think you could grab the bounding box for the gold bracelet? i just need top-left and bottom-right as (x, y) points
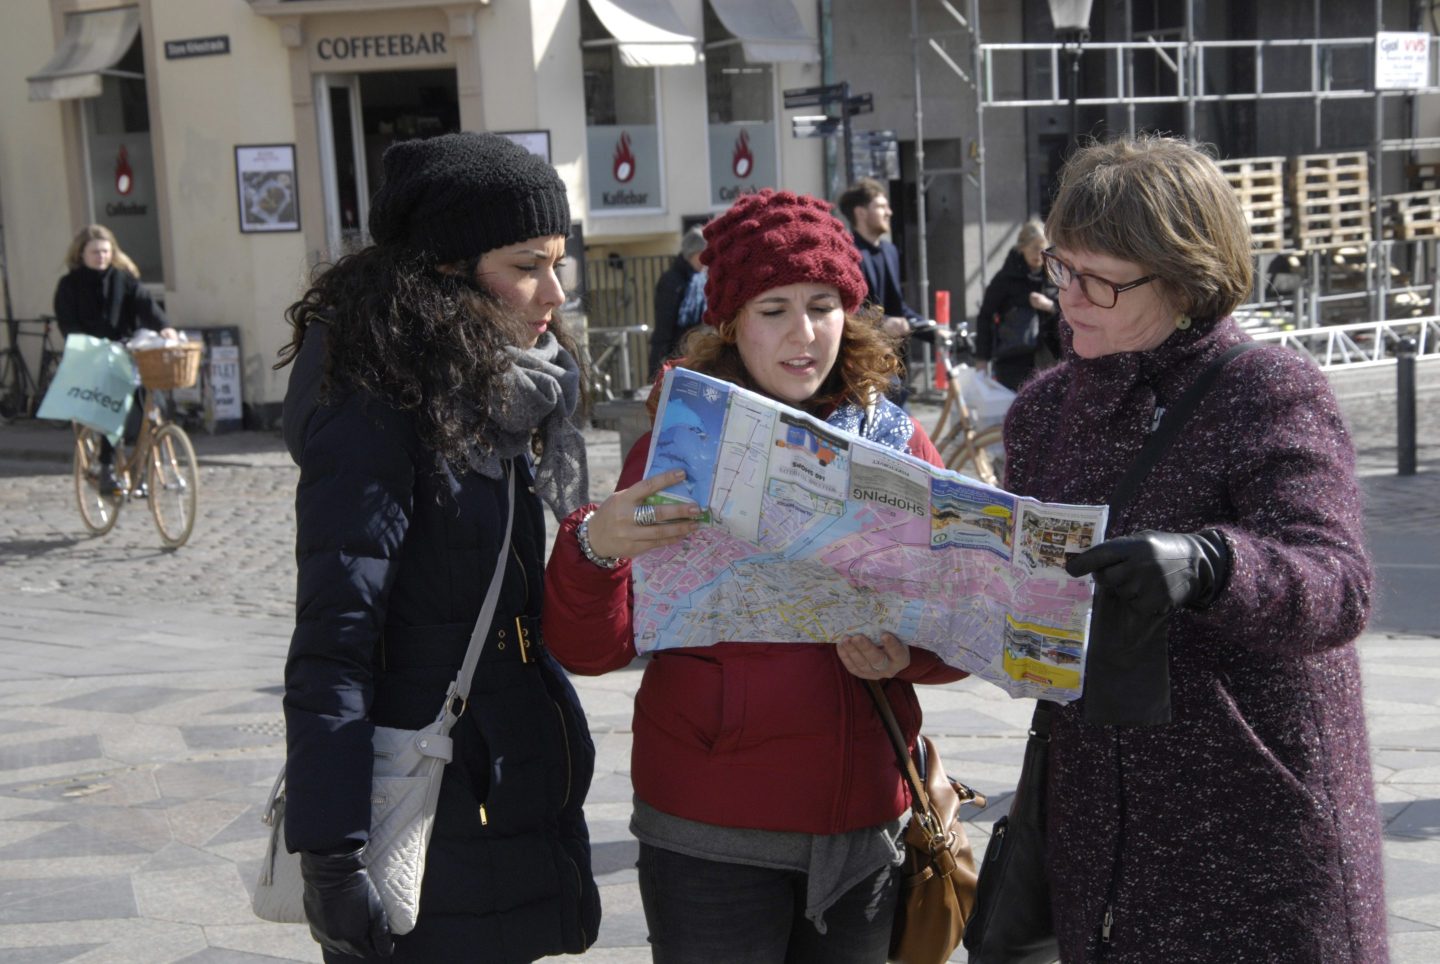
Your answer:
(577, 509), (624, 570)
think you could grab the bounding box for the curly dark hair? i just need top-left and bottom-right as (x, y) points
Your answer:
(646, 304), (900, 420)
(275, 245), (586, 467)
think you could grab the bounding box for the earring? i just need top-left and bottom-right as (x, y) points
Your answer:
(1175, 314), (1192, 330)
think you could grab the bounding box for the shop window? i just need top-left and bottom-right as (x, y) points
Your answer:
(581, 3), (663, 213)
(85, 35), (164, 283)
(703, 5), (777, 207)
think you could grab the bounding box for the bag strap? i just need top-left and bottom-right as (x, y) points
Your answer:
(1106, 341), (1260, 523)
(864, 680), (933, 817)
(440, 466), (517, 729)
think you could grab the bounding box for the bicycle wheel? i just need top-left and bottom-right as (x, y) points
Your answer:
(73, 427), (122, 534)
(147, 423), (199, 548)
(951, 425), (1006, 488)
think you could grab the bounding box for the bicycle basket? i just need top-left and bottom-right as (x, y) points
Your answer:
(133, 343), (203, 390)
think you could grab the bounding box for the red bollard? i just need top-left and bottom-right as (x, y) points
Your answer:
(933, 290), (951, 389)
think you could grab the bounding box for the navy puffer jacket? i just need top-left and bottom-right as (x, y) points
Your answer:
(281, 323), (600, 962)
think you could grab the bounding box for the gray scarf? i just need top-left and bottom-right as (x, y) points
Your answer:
(466, 332), (589, 521)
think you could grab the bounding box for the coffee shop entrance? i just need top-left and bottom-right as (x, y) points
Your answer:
(315, 68), (459, 254)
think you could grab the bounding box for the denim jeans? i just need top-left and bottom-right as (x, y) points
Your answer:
(636, 842), (899, 964)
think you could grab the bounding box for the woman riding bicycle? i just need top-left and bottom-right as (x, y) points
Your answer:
(53, 224), (175, 493)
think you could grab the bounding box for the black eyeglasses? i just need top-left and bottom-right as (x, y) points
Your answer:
(1041, 248), (1157, 309)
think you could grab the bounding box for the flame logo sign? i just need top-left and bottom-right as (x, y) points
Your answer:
(613, 132), (636, 183)
(115, 145), (134, 196)
(732, 130), (754, 179)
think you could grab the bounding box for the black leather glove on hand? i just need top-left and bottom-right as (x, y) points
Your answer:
(1064, 529), (1230, 616)
(300, 847), (394, 958)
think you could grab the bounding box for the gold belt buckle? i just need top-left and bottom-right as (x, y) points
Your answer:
(516, 616), (531, 663)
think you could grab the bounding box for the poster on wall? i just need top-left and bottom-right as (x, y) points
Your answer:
(498, 130), (552, 163)
(235, 144), (300, 233)
(1375, 31), (1431, 89)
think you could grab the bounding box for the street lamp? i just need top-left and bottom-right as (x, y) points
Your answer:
(1047, 0), (1093, 152)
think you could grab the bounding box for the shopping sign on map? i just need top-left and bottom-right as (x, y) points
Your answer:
(633, 368), (1109, 703)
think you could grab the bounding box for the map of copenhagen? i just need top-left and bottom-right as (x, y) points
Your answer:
(633, 369), (1107, 702)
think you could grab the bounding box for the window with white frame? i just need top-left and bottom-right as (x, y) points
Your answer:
(581, 3), (663, 212)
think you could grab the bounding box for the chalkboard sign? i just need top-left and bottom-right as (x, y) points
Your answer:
(176, 327), (244, 433)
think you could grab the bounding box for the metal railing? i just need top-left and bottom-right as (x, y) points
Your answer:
(1251, 315), (1440, 369)
(583, 253), (674, 398)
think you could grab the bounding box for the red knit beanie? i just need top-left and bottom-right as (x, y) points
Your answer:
(699, 189), (867, 327)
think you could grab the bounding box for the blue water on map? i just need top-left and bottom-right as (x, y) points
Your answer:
(649, 370), (729, 505)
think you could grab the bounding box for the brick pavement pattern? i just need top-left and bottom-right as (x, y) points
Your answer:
(0, 387), (1436, 962)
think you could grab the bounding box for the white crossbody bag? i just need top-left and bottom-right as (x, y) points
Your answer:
(252, 470), (515, 934)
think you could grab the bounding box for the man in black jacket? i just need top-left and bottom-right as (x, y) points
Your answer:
(648, 226), (706, 379)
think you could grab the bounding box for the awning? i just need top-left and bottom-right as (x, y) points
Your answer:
(27, 7), (141, 102)
(586, 0), (699, 68)
(707, 0), (818, 64)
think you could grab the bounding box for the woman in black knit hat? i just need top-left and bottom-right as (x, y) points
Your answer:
(274, 132), (609, 962)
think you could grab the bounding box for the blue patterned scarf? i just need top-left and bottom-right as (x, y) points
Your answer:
(826, 394), (914, 452)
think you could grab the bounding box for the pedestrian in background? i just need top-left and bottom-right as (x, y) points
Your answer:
(544, 189), (966, 963)
(973, 218), (1059, 391)
(1004, 134), (1386, 961)
(648, 225), (707, 380)
(838, 177), (934, 406)
(52, 224), (175, 493)
(275, 132), (600, 963)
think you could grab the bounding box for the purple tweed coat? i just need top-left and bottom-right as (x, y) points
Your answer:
(1004, 316), (1387, 963)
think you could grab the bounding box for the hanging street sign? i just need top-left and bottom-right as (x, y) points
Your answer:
(783, 84), (848, 109)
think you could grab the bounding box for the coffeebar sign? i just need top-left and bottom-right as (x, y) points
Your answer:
(316, 32), (447, 61)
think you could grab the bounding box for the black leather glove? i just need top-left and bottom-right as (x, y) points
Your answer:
(300, 847), (394, 958)
(1064, 529), (1230, 616)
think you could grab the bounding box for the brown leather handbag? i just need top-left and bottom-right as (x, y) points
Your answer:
(867, 680), (987, 964)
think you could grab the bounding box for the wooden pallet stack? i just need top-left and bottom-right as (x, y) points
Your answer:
(1385, 190), (1440, 240)
(1289, 152), (1372, 250)
(1217, 156), (1287, 252)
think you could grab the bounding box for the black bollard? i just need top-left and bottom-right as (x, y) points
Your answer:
(1397, 336), (1417, 476)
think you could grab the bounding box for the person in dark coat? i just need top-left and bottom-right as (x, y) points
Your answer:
(838, 178), (935, 406)
(973, 218), (1059, 391)
(1003, 134), (1386, 962)
(52, 224), (173, 490)
(275, 132), (601, 963)
(647, 225), (707, 380)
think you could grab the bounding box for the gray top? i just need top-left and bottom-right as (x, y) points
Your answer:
(631, 796), (904, 934)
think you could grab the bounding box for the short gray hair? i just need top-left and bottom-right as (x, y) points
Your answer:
(680, 226), (707, 258)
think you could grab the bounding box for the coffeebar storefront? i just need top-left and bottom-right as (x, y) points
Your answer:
(1, 0), (823, 418)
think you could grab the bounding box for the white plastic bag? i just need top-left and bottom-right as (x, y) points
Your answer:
(954, 365), (1016, 430)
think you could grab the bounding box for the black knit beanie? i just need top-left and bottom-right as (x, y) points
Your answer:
(368, 132), (570, 263)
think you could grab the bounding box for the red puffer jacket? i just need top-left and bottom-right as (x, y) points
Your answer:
(544, 422), (967, 834)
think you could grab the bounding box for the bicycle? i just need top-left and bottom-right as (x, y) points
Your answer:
(0, 317), (39, 421)
(73, 342), (202, 548)
(31, 317), (63, 417)
(929, 326), (1006, 487)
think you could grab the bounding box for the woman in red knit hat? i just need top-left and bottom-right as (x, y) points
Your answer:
(544, 189), (964, 962)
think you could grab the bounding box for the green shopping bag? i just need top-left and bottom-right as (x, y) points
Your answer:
(36, 334), (138, 442)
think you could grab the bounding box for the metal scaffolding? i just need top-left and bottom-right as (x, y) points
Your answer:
(911, 0), (1440, 334)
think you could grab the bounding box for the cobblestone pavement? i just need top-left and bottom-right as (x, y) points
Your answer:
(0, 387), (1436, 962)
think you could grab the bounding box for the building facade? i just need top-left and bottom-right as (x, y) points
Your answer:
(1, 0), (829, 418)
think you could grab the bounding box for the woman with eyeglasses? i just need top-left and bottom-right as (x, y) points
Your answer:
(1003, 135), (1386, 962)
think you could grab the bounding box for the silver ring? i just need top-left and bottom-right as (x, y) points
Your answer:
(634, 504), (658, 527)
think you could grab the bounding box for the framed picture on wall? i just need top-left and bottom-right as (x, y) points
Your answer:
(497, 130), (551, 163)
(235, 144), (300, 233)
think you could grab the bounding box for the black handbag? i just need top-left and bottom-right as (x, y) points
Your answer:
(961, 700), (1056, 964)
(962, 341), (1262, 961)
(992, 306), (1040, 361)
